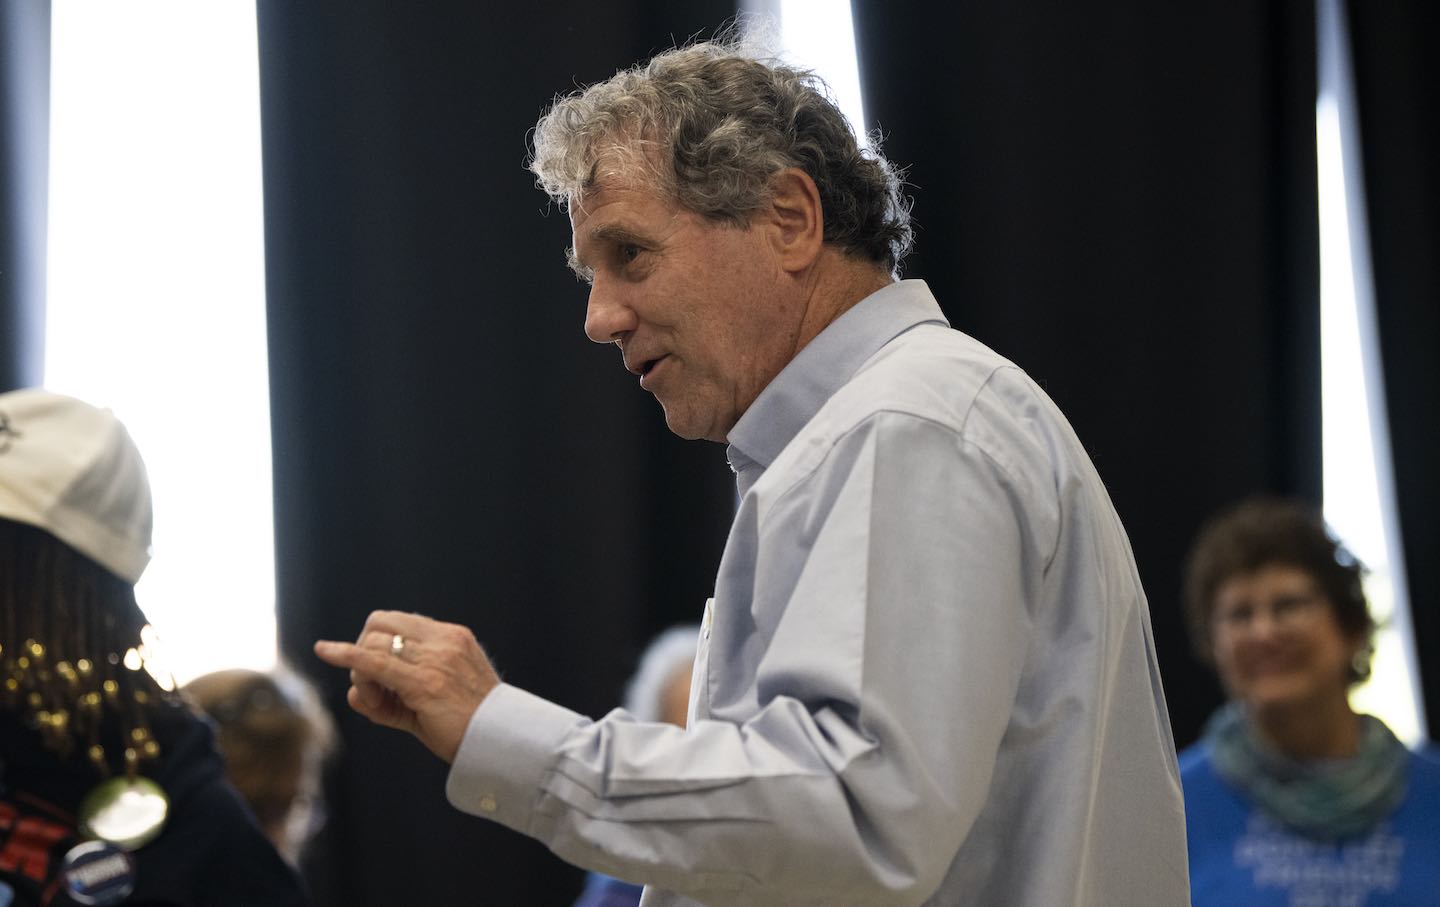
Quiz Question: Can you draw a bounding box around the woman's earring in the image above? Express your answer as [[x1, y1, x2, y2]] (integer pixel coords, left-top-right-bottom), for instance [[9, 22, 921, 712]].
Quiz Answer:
[[1350, 647, 1370, 680]]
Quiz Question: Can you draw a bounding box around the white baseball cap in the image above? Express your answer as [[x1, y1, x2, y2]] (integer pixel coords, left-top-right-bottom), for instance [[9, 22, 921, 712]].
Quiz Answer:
[[0, 388, 153, 583]]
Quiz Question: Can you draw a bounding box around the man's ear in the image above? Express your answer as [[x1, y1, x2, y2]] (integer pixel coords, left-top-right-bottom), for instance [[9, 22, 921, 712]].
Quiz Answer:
[[763, 168, 824, 273]]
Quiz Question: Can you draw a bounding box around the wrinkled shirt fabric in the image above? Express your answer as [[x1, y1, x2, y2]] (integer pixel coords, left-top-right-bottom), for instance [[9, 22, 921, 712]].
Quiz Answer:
[[447, 280, 1190, 906]]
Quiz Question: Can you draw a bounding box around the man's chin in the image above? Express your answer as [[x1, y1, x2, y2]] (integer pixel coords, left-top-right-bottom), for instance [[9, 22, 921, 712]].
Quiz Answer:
[[660, 404, 725, 443], [663, 418, 711, 443]]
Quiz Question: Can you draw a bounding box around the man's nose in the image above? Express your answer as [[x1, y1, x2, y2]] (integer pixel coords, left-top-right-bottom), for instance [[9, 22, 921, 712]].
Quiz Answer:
[[583, 279, 638, 344]]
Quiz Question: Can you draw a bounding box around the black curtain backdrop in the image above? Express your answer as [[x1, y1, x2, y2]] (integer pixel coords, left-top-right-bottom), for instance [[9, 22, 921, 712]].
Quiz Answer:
[[255, 3, 735, 905], [851, 1, 1322, 749], [0, 2, 1424, 904], [0, 0, 48, 391], [1347, 1, 1440, 735]]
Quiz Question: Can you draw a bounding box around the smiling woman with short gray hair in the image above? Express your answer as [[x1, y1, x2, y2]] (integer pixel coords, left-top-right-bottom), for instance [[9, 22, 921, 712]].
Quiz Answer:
[[1179, 497, 1440, 906]]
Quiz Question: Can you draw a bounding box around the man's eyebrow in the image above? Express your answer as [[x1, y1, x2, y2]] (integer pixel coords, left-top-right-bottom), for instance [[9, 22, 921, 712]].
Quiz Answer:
[[589, 223, 649, 248], [565, 247, 593, 282]]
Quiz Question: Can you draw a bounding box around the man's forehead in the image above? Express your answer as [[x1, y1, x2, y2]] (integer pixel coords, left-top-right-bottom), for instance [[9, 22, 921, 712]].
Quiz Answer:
[[569, 171, 668, 227]]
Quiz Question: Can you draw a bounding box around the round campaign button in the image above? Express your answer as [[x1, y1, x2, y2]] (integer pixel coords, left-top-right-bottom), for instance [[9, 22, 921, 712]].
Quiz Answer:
[[0, 878, 16, 907], [60, 841, 137, 906], [77, 776, 169, 850]]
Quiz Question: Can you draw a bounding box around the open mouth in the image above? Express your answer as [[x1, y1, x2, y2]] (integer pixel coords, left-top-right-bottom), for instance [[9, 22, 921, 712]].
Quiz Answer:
[[638, 355, 668, 389]]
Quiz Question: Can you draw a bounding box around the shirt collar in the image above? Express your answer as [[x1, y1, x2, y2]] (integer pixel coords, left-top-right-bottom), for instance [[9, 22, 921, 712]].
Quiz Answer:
[[726, 279, 949, 479]]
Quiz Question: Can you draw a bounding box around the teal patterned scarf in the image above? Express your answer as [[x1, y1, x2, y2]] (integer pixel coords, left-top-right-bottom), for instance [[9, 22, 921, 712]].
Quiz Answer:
[[1205, 702, 1409, 841]]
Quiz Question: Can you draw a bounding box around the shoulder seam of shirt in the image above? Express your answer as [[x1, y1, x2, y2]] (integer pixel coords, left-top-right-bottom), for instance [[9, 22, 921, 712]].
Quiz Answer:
[[764, 399, 1029, 515]]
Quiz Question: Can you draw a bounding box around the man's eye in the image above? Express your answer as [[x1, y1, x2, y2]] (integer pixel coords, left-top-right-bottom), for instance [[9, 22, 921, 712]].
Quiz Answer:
[[620, 244, 643, 263]]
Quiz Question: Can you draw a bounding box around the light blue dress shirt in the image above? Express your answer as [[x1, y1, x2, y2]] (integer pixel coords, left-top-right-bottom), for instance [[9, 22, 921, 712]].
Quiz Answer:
[[447, 280, 1190, 905]]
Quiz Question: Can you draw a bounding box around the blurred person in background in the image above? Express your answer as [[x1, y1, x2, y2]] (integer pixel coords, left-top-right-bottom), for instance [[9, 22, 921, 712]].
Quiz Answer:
[[572, 626, 698, 907], [184, 664, 336, 866], [0, 388, 308, 906], [1180, 497, 1440, 906]]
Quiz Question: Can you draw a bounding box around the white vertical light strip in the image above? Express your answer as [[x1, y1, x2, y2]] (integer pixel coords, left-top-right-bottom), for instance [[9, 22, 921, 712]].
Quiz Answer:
[[1316, 0, 1425, 743], [46, 2, 276, 685], [742, 0, 869, 140]]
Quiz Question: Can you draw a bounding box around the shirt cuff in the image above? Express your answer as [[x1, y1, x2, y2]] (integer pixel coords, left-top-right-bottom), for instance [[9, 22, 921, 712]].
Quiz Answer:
[[444, 683, 587, 836]]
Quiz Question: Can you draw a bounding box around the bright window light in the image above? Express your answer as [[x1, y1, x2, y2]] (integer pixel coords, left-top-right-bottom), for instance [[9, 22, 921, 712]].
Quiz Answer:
[[46, 2, 275, 685], [743, 0, 869, 141], [1317, 0, 1425, 743]]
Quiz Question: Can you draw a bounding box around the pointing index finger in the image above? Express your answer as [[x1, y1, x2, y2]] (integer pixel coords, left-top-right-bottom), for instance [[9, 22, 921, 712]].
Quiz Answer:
[[314, 638, 422, 692]]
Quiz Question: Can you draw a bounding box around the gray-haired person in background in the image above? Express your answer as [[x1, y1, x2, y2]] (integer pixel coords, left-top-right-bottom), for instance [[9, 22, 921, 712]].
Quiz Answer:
[[317, 37, 1190, 905], [572, 626, 700, 907]]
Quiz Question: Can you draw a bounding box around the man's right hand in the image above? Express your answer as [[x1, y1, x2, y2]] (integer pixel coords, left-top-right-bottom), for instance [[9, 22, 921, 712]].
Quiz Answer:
[[314, 610, 500, 763]]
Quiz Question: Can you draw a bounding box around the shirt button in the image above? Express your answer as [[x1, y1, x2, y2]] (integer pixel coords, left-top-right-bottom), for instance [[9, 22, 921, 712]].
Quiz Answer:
[[479, 795, 498, 813]]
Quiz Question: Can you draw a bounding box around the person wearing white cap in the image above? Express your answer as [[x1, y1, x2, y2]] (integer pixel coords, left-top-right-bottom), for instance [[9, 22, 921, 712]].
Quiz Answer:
[[0, 388, 308, 907]]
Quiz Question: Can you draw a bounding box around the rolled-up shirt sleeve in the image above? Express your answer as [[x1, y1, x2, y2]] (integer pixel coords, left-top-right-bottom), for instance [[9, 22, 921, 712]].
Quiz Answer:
[[447, 406, 1049, 907]]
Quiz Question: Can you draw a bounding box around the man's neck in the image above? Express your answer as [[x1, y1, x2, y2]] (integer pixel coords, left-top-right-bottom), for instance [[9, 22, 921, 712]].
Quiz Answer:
[[791, 253, 895, 355]]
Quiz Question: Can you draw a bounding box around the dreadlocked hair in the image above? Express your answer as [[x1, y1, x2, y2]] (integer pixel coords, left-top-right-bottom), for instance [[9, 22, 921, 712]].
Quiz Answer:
[[0, 517, 173, 777]]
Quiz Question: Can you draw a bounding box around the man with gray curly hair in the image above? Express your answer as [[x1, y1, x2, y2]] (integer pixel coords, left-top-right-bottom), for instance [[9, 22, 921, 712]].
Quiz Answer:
[[318, 39, 1190, 906], [535, 38, 913, 443]]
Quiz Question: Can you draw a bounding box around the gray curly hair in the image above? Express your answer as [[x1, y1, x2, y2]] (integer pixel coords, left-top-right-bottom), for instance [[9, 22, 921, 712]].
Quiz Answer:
[[529, 40, 914, 272]]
